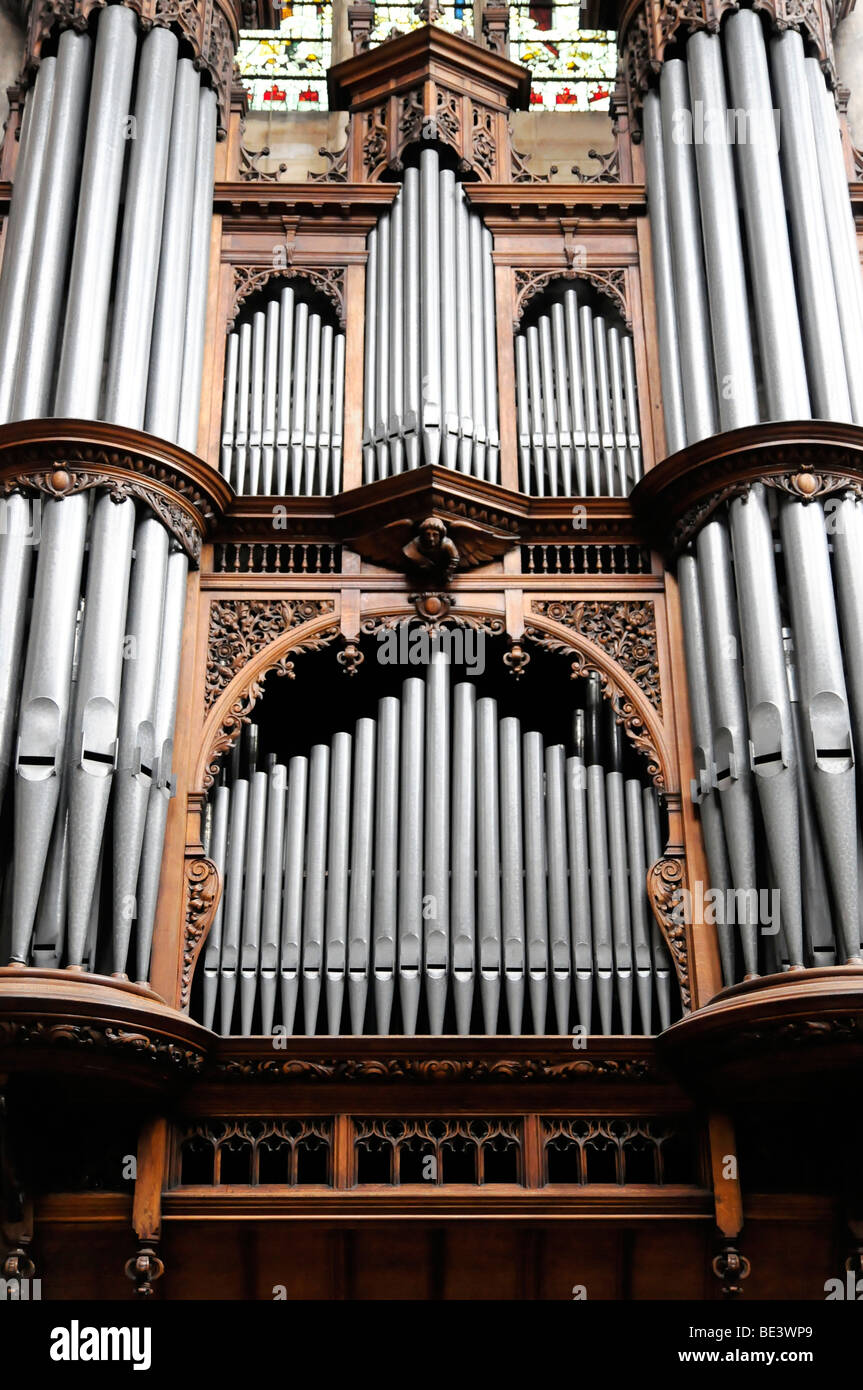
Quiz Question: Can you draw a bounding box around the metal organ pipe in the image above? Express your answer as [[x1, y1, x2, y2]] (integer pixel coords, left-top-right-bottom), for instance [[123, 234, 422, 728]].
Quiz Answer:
[[0, 6, 218, 990], [11, 30, 92, 421], [221, 288, 345, 496], [54, 5, 138, 418], [644, 14, 863, 986], [0, 58, 56, 423], [641, 89, 687, 455], [361, 150, 499, 483], [103, 25, 178, 429], [195, 666, 672, 1038], [723, 8, 810, 418], [770, 30, 850, 420], [177, 87, 218, 453]]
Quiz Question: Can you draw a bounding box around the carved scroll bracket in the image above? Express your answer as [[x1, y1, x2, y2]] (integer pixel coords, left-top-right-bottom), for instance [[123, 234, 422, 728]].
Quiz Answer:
[[180, 858, 221, 1012], [647, 854, 691, 1013]]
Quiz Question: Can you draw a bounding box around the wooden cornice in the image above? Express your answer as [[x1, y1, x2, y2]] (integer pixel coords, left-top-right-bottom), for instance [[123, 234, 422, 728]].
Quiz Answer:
[[464, 184, 646, 221], [327, 23, 532, 112], [629, 419, 863, 556], [214, 182, 400, 230]]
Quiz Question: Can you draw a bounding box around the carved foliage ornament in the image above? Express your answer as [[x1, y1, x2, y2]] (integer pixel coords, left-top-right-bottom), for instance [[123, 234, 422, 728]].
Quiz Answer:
[[619, 0, 836, 130], [514, 268, 629, 332], [0, 1020, 204, 1071], [229, 265, 346, 331], [530, 600, 661, 712], [26, 0, 239, 136], [206, 598, 336, 709], [215, 1055, 657, 1080], [202, 601, 339, 789], [670, 472, 863, 555], [647, 855, 691, 1012], [525, 602, 664, 788], [181, 858, 222, 1011], [1, 464, 204, 563]]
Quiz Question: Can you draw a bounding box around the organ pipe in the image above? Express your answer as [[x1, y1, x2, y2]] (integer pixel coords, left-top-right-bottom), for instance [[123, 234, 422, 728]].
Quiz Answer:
[[362, 149, 499, 484], [221, 289, 345, 496], [515, 291, 641, 497], [197, 664, 670, 1037]]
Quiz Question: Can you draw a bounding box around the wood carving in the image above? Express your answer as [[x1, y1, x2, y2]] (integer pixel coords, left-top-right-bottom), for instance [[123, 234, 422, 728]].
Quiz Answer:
[[647, 855, 691, 1013], [347, 513, 516, 575], [206, 599, 336, 709], [530, 600, 661, 712], [214, 1055, 658, 1080], [229, 265, 346, 331], [514, 268, 629, 331], [181, 858, 222, 1012]]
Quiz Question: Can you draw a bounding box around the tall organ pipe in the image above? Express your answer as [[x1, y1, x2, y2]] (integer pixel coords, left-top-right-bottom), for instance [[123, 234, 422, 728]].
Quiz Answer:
[[348, 718, 375, 1034], [806, 64, 863, 424], [0, 498, 36, 812], [424, 646, 450, 1034], [0, 58, 56, 423], [373, 697, 399, 1033], [439, 168, 459, 471], [641, 92, 686, 453], [724, 8, 810, 418], [419, 147, 442, 467], [65, 495, 136, 967], [177, 87, 218, 453], [685, 30, 759, 431], [54, 5, 138, 419], [134, 547, 189, 983], [145, 57, 202, 441], [476, 696, 502, 1033], [11, 31, 92, 421], [11, 496, 88, 962], [259, 761, 287, 1034], [659, 58, 717, 443], [281, 755, 307, 1033], [112, 515, 169, 976], [770, 29, 850, 421], [452, 683, 476, 1034], [104, 26, 178, 429]]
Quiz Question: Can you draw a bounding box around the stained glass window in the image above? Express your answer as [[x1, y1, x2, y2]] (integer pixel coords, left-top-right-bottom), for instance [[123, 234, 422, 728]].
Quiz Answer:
[[237, 3, 616, 115], [369, 3, 474, 45], [238, 4, 333, 112], [510, 4, 616, 111]]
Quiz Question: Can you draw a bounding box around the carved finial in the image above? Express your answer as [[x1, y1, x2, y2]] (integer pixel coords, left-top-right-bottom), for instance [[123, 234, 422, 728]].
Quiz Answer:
[[337, 641, 365, 677], [347, 1, 375, 53], [712, 1240, 751, 1298], [504, 642, 530, 679], [482, 3, 510, 56], [415, 0, 443, 23], [125, 1243, 165, 1298]]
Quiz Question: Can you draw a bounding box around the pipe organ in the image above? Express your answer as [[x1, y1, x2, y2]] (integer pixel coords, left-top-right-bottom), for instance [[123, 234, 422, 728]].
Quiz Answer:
[[221, 287, 346, 496], [516, 288, 642, 497], [0, 0, 862, 1305], [197, 662, 671, 1038], [363, 148, 500, 482]]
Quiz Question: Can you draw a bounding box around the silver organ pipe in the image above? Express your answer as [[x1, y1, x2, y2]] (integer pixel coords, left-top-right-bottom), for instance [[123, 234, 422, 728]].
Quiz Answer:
[[103, 26, 178, 430], [361, 149, 499, 482], [0, 5, 217, 433], [176, 86, 218, 454], [54, 4, 138, 419], [11, 30, 92, 421], [0, 57, 56, 423], [0, 5, 214, 986], [643, 9, 863, 985], [143, 56, 201, 440], [515, 291, 642, 497], [221, 288, 345, 496], [195, 664, 672, 1037]]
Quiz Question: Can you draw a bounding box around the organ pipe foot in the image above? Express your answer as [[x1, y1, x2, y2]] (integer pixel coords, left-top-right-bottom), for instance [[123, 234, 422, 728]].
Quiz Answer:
[[373, 972, 394, 1035]]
